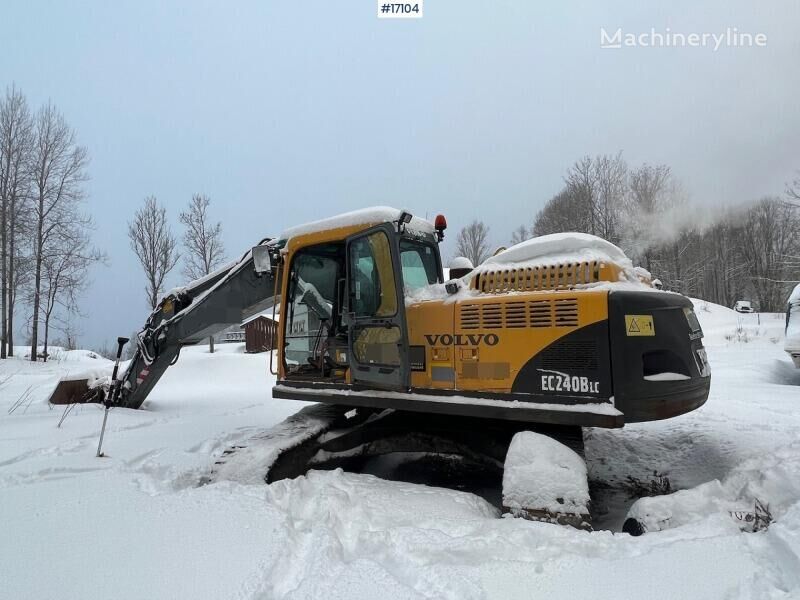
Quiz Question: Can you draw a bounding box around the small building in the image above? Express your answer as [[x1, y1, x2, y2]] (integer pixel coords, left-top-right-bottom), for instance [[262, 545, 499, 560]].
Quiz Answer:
[[242, 310, 279, 353]]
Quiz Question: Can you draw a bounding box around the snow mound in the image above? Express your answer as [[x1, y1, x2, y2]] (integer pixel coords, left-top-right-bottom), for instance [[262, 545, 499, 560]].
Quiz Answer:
[[280, 206, 434, 240], [689, 299, 740, 345], [13, 346, 109, 364], [474, 232, 653, 291], [789, 283, 800, 305], [267, 468, 498, 527], [449, 256, 474, 270], [626, 441, 800, 534], [502, 431, 590, 517], [211, 404, 342, 486], [483, 232, 629, 268]]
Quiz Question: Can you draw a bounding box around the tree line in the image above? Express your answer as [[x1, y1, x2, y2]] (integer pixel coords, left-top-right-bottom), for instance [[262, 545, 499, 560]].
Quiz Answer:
[[0, 86, 102, 361], [455, 154, 800, 312]]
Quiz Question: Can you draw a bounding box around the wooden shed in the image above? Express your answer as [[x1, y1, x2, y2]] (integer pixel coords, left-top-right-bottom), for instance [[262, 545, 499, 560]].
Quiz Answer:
[[242, 312, 278, 353]]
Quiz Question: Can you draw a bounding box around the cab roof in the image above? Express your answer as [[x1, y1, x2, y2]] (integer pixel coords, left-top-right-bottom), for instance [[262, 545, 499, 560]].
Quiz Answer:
[[279, 206, 435, 241]]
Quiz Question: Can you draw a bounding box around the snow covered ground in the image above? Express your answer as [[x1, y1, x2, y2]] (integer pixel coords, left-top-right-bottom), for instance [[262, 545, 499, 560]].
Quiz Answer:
[[1, 302, 799, 599]]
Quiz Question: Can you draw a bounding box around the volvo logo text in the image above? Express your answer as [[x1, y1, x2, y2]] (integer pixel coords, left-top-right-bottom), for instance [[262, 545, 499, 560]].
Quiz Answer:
[[424, 333, 499, 346]]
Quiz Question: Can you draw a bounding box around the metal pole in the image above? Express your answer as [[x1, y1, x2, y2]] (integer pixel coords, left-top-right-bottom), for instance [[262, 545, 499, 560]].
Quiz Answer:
[[96, 407, 110, 457], [96, 337, 129, 458]]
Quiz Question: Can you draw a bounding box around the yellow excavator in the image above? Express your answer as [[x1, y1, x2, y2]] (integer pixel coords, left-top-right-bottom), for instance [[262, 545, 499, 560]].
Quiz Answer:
[[49, 207, 710, 530]]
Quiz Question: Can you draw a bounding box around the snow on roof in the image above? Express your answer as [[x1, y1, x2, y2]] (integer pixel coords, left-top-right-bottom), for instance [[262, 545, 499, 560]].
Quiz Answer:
[[280, 206, 435, 240], [241, 309, 279, 326], [482, 232, 629, 269], [471, 232, 652, 289]]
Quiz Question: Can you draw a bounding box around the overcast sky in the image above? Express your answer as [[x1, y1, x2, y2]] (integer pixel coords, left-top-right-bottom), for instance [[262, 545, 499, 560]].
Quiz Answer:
[[2, 0, 798, 350]]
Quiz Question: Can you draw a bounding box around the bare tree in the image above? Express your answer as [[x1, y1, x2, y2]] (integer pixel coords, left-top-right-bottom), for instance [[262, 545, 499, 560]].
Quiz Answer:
[[533, 186, 592, 236], [0, 85, 33, 358], [456, 220, 491, 265], [180, 194, 225, 352], [629, 164, 671, 215], [128, 196, 179, 310], [39, 219, 104, 360], [592, 153, 627, 243], [180, 194, 225, 280], [28, 103, 89, 361], [563, 155, 597, 234], [509, 225, 529, 246], [544, 153, 628, 243]]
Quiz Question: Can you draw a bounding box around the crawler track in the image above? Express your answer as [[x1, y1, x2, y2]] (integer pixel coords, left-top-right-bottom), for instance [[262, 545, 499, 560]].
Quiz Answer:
[[205, 403, 590, 529]]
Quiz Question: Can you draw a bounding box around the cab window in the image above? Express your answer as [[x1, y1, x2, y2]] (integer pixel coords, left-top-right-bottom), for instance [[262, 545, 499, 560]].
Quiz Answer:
[[285, 246, 339, 371], [349, 231, 397, 318], [399, 240, 439, 291]]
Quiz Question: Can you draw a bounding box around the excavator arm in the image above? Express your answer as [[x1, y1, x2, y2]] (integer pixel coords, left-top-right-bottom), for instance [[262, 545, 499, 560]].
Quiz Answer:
[[49, 240, 279, 409]]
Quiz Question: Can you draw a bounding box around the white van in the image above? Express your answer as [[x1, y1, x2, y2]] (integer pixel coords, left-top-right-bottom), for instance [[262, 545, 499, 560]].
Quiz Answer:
[[734, 300, 754, 313]]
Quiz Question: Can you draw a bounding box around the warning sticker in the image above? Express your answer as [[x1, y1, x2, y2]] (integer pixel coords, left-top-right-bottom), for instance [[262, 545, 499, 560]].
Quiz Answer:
[[625, 314, 655, 336]]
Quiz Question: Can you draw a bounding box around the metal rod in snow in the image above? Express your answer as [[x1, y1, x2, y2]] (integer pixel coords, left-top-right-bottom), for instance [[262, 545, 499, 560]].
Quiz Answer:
[[96, 407, 110, 458], [96, 336, 129, 458]]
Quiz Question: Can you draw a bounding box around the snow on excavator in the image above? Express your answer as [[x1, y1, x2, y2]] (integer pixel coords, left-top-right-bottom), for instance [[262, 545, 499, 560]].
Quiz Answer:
[[48, 207, 711, 530]]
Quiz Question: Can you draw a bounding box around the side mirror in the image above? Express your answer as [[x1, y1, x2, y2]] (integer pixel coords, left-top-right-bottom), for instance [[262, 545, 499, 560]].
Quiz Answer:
[[252, 245, 272, 274]]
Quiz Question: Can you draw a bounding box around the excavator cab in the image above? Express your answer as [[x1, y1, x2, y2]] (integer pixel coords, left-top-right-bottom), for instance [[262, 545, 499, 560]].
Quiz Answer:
[[277, 219, 441, 394]]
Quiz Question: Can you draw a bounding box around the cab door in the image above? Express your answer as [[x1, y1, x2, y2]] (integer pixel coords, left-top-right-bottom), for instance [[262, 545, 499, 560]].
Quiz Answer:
[[345, 224, 409, 390]]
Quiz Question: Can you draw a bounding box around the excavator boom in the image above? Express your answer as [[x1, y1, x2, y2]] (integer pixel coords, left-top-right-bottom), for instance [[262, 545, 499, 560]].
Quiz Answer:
[[48, 241, 277, 408]]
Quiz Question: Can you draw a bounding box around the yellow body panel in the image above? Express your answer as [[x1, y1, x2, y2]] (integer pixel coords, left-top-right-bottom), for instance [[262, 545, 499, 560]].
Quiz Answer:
[[406, 290, 609, 393], [406, 301, 455, 389]]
